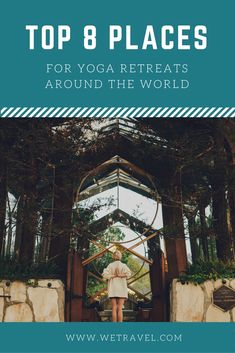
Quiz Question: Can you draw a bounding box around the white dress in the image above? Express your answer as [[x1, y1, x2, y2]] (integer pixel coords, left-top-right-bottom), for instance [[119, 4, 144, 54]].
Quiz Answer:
[[102, 261, 132, 298]]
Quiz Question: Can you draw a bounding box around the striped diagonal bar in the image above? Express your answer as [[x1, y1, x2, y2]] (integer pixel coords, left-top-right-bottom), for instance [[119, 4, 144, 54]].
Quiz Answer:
[[1, 107, 235, 118]]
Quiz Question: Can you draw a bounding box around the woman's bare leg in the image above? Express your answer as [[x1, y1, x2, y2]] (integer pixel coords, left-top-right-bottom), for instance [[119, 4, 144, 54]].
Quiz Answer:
[[117, 298, 125, 322], [111, 298, 117, 322]]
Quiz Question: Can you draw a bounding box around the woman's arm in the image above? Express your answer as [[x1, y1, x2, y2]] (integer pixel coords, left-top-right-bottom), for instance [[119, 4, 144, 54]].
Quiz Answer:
[[102, 265, 113, 280]]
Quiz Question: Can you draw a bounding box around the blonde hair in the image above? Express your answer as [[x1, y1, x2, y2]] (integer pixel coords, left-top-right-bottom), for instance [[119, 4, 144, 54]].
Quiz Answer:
[[113, 250, 122, 261]]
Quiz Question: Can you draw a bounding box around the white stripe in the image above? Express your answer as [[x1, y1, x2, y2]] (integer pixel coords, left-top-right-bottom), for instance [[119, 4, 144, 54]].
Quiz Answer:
[[69, 107, 83, 117], [177, 107, 193, 117], [1, 107, 8, 114], [116, 107, 130, 118], [96, 107, 110, 118], [89, 107, 103, 117], [224, 108, 235, 118], [203, 107, 217, 118], [1, 106, 235, 118], [136, 107, 150, 117], [149, 107, 163, 117], [189, 107, 204, 117], [197, 107, 211, 118], [78, 107, 95, 117], [8, 107, 22, 117], [217, 107, 230, 118], [142, 107, 156, 117], [208, 107, 223, 118], [156, 107, 169, 117], [36, 107, 49, 117], [55, 107, 70, 117], [162, 107, 176, 118], [20, 107, 35, 117], [58, 107, 75, 117], [48, 107, 63, 118], [101, 107, 116, 117], [176, 107, 191, 117], [169, 107, 184, 117], [181, 107, 196, 117], [161, 107, 176, 117], [121, 107, 136, 117], [28, 107, 43, 117], [108, 107, 123, 117], [74, 107, 90, 117], [16, 107, 29, 117], [129, 107, 143, 118], [40, 107, 57, 117], [63, 107, 77, 118], [2, 107, 15, 117]]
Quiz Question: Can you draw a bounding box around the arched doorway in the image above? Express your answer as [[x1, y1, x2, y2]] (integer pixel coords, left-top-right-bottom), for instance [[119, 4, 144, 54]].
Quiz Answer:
[[65, 155, 184, 322]]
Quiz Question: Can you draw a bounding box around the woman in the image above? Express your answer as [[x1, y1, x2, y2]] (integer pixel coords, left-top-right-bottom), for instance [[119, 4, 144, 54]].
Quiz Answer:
[[102, 250, 131, 322]]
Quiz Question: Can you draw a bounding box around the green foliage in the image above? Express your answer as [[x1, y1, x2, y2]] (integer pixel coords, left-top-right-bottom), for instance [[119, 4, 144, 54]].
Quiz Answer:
[[87, 226, 128, 274], [179, 259, 235, 284], [86, 279, 107, 297], [0, 256, 59, 281]]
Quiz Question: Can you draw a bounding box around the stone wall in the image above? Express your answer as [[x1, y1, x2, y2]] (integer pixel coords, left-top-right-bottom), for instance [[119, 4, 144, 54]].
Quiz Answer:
[[0, 280, 64, 322], [170, 278, 235, 322]]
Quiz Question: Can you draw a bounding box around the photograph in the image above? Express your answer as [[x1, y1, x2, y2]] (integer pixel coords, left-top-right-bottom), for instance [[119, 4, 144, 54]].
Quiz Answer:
[[0, 118, 234, 323]]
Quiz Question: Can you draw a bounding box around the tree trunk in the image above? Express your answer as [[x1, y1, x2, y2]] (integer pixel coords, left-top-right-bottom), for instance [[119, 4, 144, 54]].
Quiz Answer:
[[39, 210, 51, 261], [162, 170, 188, 280], [187, 215, 199, 263], [49, 168, 74, 279], [0, 154, 7, 256], [199, 204, 209, 260], [19, 184, 38, 262], [14, 196, 24, 258], [211, 124, 233, 261], [18, 150, 39, 262], [228, 164, 235, 254]]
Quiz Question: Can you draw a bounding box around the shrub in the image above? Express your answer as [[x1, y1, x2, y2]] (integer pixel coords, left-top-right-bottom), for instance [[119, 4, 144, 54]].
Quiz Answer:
[[0, 256, 59, 281], [179, 259, 235, 284]]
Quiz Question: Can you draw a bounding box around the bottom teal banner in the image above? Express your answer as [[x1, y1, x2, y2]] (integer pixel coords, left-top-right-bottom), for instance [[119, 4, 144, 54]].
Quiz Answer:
[[0, 323, 234, 353]]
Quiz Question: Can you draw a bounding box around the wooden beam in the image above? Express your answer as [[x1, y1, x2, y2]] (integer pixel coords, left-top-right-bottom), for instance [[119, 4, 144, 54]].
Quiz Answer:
[[129, 231, 159, 250], [90, 240, 111, 251], [91, 239, 153, 265], [144, 290, 152, 296], [128, 271, 150, 285], [119, 244, 153, 265], [70, 253, 84, 322], [82, 244, 114, 266], [87, 270, 106, 283]]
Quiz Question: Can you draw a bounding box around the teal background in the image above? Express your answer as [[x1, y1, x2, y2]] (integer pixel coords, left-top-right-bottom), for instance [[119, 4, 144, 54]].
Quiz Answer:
[[0, 0, 235, 107], [0, 323, 235, 353], [0, 2, 235, 351]]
